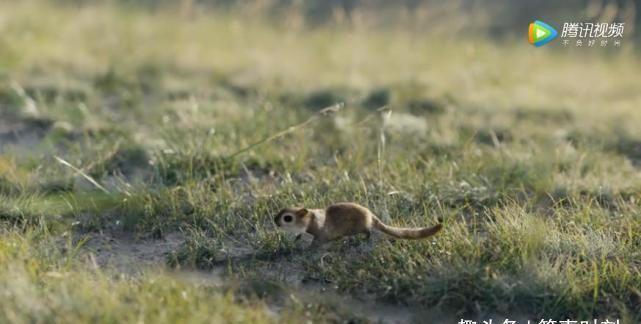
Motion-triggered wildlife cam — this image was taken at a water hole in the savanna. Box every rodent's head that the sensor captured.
[274,207,311,234]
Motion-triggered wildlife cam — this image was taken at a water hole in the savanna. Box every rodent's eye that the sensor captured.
[283,215,293,223]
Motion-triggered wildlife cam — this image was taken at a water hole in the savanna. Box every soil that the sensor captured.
[80,229,436,323]
[0,114,52,154]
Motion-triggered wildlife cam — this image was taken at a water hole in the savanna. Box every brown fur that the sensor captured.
[274,202,442,247]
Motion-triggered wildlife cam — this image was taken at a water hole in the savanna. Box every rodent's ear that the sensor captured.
[296,208,309,217]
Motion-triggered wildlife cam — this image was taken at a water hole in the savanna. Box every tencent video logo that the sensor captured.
[528,20,558,47]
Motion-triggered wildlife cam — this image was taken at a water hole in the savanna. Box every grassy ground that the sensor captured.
[1,1,641,322]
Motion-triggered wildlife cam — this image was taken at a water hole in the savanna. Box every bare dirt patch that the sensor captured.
[80,231,437,323]
[80,231,185,274]
[0,114,53,154]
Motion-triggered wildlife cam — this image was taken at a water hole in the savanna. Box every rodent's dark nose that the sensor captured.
[273,215,280,226]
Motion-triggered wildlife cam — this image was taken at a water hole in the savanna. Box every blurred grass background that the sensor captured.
[1,0,641,322]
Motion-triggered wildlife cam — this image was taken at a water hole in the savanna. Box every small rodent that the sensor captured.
[274,202,442,247]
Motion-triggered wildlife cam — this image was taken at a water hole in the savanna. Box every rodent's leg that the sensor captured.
[310,237,325,249]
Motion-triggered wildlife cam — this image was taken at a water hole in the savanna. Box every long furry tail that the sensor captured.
[373,217,442,239]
